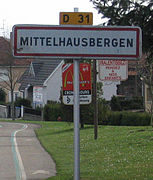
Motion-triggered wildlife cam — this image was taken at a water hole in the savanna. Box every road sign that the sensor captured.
[98,60,128,81]
[62,63,92,105]
[60,12,93,25]
[12,25,142,60]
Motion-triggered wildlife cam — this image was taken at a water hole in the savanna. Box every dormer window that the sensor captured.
[28,62,35,77]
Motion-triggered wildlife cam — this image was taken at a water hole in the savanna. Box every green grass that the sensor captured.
[1,119,153,179]
[34,122,153,180]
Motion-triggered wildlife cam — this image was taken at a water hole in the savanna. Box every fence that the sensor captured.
[0,105,7,118]
[0,105,43,120]
[7,105,21,118]
[21,106,43,121]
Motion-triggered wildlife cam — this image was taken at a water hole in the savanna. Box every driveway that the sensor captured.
[0,122,56,180]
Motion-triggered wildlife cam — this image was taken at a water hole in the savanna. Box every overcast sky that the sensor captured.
[0,0,103,37]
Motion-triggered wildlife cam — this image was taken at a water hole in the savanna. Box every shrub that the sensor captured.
[98,99,110,124]
[105,111,122,125]
[121,112,150,126]
[43,99,110,125]
[43,103,63,121]
[0,88,6,103]
[110,96,143,111]
[110,96,121,111]
[80,104,94,124]
[14,98,32,108]
[60,103,73,122]
[0,101,6,105]
[43,101,150,126]
[106,111,150,126]
[120,97,143,110]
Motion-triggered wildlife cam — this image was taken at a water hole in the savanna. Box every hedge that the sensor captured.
[14,98,32,108]
[103,111,151,126]
[110,96,143,111]
[43,103,151,126]
[43,103,63,121]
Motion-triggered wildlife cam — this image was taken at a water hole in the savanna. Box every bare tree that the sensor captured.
[0,37,23,119]
[91,0,153,126]
[138,51,153,126]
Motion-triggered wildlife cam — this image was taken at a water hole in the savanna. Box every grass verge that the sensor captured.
[35,122,153,180]
[1,119,153,179]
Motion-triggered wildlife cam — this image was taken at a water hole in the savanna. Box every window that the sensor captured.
[0,69,9,82]
[147,87,152,102]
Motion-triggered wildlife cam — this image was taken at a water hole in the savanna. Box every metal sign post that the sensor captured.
[73,59,80,180]
[73,7,80,180]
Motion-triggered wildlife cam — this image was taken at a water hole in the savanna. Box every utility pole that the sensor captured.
[93,59,98,140]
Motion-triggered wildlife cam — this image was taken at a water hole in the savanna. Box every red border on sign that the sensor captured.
[13,26,141,59]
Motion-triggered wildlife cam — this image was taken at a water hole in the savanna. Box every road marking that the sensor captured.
[32,170,50,175]
[0,125,2,128]
[11,124,28,180]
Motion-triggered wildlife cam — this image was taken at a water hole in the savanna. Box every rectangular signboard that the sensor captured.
[98,60,128,81]
[62,63,92,105]
[60,12,93,25]
[12,25,142,59]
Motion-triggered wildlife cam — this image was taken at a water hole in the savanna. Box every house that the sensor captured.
[117,61,142,98]
[0,37,32,102]
[96,59,144,101]
[19,59,129,105]
[19,59,63,107]
[19,57,145,107]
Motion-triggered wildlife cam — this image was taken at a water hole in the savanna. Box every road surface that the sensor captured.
[0,122,56,180]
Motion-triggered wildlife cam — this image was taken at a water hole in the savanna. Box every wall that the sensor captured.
[43,61,64,104]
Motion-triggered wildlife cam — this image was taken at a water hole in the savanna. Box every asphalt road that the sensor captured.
[0,122,56,180]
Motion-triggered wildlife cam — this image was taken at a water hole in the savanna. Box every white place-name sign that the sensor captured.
[12,25,142,59]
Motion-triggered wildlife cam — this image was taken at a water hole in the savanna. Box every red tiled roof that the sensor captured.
[13,58,33,66]
[128,71,137,75]
[0,37,10,50]
[0,37,33,66]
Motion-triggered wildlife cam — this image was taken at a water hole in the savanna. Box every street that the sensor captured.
[0,122,56,180]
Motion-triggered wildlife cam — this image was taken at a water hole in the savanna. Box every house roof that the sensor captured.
[19,59,62,91]
[0,37,9,51]
[0,36,33,66]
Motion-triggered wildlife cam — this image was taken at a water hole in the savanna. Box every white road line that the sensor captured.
[32,170,50,175]
[12,124,28,180]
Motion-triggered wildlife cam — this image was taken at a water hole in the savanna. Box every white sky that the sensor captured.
[0,0,103,37]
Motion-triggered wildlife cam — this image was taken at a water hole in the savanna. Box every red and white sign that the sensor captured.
[62,63,92,105]
[98,60,128,81]
[12,25,142,60]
